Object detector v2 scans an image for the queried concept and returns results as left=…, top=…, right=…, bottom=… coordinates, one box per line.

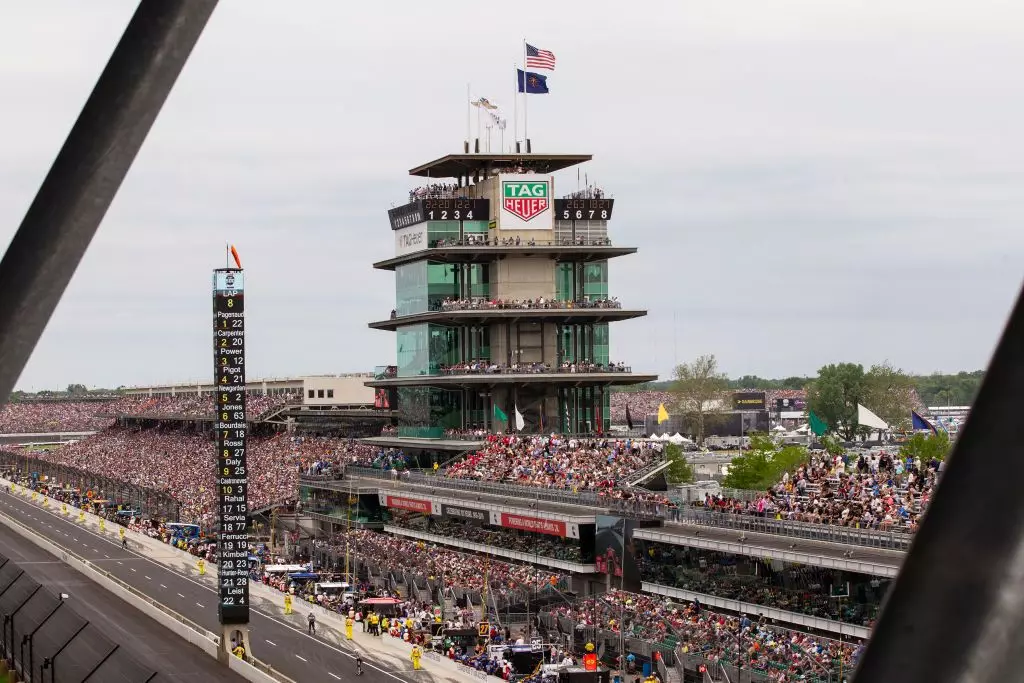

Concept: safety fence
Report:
left=0, top=451, right=180, bottom=522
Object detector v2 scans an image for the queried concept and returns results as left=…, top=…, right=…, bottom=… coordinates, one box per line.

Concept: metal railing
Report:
left=438, top=362, right=633, bottom=375
left=435, top=298, right=623, bottom=312
left=431, top=237, right=615, bottom=248
left=673, top=508, right=913, bottom=551
left=348, top=467, right=603, bottom=507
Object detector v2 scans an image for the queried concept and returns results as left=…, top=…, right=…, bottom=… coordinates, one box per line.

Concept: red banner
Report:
left=386, top=496, right=431, bottom=513
left=499, top=513, right=566, bottom=537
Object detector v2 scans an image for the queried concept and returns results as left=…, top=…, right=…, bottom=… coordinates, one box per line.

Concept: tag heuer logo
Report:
left=503, top=180, right=549, bottom=221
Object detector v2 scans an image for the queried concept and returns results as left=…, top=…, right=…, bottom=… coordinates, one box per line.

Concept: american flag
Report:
left=525, top=43, right=556, bottom=71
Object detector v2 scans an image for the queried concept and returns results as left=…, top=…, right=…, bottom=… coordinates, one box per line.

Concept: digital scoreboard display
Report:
left=212, top=268, right=249, bottom=625
left=388, top=198, right=490, bottom=229
left=554, top=198, right=615, bottom=221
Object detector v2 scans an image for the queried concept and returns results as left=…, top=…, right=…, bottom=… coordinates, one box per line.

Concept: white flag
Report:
left=514, top=405, right=525, bottom=431
left=857, top=404, right=889, bottom=431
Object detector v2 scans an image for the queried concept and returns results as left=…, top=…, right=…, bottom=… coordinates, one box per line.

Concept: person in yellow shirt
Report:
left=197, top=558, right=206, bottom=576
left=411, top=645, right=422, bottom=670
left=284, top=594, right=293, bottom=615
left=345, top=616, right=354, bottom=640
left=232, top=644, right=245, bottom=659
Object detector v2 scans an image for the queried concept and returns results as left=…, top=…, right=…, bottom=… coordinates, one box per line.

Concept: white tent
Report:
left=669, top=433, right=685, bottom=444
left=772, top=425, right=787, bottom=432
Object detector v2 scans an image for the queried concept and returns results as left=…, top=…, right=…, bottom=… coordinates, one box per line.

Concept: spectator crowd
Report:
left=0, top=394, right=299, bottom=434
left=443, top=434, right=662, bottom=492
left=697, top=448, right=940, bottom=533
left=545, top=590, right=859, bottom=682
left=317, top=529, right=567, bottom=597
left=440, top=360, right=631, bottom=375
left=437, top=297, right=622, bottom=312
left=36, top=427, right=345, bottom=524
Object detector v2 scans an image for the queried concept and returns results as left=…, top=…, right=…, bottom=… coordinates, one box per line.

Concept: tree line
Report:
left=660, top=354, right=975, bottom=443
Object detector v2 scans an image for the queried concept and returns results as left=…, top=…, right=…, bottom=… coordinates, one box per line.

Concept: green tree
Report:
left=670, top=354, right=729, bottom=445
left=821, top=435, right=847, bottom=456
left=663, top=443, right=694, bottom=484
left=66, top=383, right=88, bottom=396
left=899, top=431, right=952, bottom=462
left=722, top=448, right=774, bottom=490
left=863, top=362, right=914, bottom=430
left=722, top=434, right=810, bottom=491
left=806, top=363, right=867, bottom=440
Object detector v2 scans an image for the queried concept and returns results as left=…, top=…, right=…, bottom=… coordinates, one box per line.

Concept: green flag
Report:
left=493, top=404, right=508, bottom=422
left=809, top=410, right=828, bottom=437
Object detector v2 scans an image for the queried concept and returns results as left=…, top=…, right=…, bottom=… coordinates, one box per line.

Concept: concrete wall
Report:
left=301, top=376, right=375, bottom=406
left=490, top=258, right=555, bottom=301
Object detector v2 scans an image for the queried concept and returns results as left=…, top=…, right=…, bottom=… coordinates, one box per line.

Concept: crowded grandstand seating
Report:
left=640, top=545, right=883, bottom=627
left=103, top=393, right=300, bottom=421
left=389, top=512, right=586, bottom=563
left=36, top=428, right=343, bottom=524
left=317, top=529, right=567, bottom=596
left=697, top=449, right=940, bottom=532
left=545, top=589, right=859, bottom=680
left=0, top=401, right=116, bottom=433
left=440, top=361, right=630, bottom=375
left=443, top=434, right=662, bottom=491
left=0, top=394, right=301, bottom=428
left=437, top=297, right=622, bottom=312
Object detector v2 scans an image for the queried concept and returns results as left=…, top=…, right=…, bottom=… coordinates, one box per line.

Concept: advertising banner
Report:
left=385, top=495, right=433, bottom=514
left=494, top=512, right=567, bottom=537
left=441, top=504, right=489, bottom=523
left=499, top=174, right=552, bottom=230
left=394, top=223, right=428, bottom=257
left=732, top=392, right=767, bottom=411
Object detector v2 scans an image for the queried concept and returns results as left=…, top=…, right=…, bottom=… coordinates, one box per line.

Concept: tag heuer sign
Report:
left=503, top=179, right=550, bottom=222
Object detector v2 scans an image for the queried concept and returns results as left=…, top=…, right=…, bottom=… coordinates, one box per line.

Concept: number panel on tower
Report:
left=212, top=268, right=250, bottom=625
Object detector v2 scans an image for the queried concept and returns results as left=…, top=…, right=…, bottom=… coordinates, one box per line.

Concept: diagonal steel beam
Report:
left=853, top=278, right=1024, bottom=682
left=0, top=0, right=218, bottom=403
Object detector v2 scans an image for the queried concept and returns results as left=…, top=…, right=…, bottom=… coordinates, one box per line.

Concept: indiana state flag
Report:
left=911, top=410, right=938, bottom=435
left=517, top=69, right=549, bottom=94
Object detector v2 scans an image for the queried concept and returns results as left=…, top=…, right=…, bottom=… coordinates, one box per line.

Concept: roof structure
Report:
left=409, top=153, right=592, bottom=179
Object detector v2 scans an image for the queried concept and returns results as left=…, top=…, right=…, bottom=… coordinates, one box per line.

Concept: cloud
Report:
left=0, top=0, right=1022, bottom=390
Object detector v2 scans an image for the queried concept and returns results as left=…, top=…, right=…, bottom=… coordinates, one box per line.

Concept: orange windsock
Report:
left=230, top=245, right=242, bottom=269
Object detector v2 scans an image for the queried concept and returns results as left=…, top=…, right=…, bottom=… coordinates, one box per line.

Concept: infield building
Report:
left=367, top=153, right=655, bottom=438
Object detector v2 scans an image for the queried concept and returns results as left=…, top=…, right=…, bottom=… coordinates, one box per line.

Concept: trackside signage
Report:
left=495, top=512, right=567, bottom=537
left=383, top=495, right=433, bottom=514
left=499, top=174, right=552, bottom=230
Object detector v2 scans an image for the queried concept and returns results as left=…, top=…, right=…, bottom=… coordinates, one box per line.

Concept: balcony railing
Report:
left=438, top=362, right=632, bottom=375
left=434, top=297, right=622, bottom=312
left=431, top=236, right=614, bottom=248
left=672, top=507, right=913, bottom=551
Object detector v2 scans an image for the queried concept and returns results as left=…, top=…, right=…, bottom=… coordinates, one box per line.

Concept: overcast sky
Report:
left=2, top=0, right=1022, bottom=390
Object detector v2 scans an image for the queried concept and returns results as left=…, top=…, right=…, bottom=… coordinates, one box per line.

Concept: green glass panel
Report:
left=397, top=387, right=462, bottom=438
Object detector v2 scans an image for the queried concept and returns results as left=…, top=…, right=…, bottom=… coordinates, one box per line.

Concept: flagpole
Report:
left=512, top=64, right=518, bottom=152
left=522, top=39, right=529, bottom=146
left=466, top=83, right=471, bottom=149
left=225, top=242, right=229, bottom=268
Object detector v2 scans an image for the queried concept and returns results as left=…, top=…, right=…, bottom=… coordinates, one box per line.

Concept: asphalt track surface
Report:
left=0, top=492, right=411, bottom=683
left=0, top=518, right=246, bottom=682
